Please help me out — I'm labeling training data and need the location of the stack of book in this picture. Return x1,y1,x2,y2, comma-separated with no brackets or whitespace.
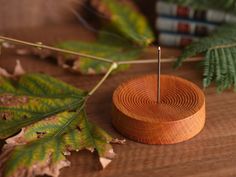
156,1,236,47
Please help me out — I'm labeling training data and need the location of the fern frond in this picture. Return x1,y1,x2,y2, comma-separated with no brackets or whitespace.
227,48,236,89
176,24,236,91
203,50,214,88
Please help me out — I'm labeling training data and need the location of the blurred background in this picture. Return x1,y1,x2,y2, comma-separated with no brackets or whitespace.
0,0,235,47
0,0,155,32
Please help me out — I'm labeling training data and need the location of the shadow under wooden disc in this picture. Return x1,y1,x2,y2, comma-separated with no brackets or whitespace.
112,74,205,144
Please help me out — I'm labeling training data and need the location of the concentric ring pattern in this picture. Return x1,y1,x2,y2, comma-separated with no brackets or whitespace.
112,74,205,144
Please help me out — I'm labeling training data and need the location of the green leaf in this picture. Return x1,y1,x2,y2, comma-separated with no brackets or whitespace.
0,73,86,139
0,73,116,177
175,24,236,91
56,41,142,74
98,0,155,46
97,25,134,47
55,0,154,74
1,110,114,177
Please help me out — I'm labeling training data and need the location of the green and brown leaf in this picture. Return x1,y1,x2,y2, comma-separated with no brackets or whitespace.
92,0,155,47
15,0,154,75
55,0,154,74
0,68,117,177
56,41,142,74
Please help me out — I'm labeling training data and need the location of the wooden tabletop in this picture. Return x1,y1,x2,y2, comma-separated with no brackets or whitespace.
1,25,236,177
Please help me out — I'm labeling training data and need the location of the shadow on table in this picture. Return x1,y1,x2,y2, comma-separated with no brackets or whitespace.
0,140,5,149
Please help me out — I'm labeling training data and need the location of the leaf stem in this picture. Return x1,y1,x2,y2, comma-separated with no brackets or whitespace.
0,36,113,64
0,35,203,98
210,42,236,50
117,56,202,65
88,63,118,96
0,35,203,66
53,100,86,137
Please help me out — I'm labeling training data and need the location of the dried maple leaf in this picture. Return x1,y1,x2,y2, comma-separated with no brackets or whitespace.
0,66,121,177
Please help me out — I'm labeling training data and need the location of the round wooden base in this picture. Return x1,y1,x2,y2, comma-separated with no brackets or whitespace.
112,74,205,144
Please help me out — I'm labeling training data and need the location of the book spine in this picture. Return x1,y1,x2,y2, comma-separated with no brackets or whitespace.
156,16,217,36
158,32,199,47
156,1,236,24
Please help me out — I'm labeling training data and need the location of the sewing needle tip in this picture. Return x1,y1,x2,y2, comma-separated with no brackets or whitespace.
157,46,161,104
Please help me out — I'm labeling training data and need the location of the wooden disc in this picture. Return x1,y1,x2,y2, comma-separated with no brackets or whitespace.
112,74,205,144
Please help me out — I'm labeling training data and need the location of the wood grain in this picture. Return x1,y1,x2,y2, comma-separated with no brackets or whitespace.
112,74,205,144
0,25,236,177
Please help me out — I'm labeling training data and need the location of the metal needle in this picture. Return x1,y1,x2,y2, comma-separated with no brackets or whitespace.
157,46,161,104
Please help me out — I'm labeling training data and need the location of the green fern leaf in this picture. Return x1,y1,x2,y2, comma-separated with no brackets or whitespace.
56,41,142,74
175,24,236,68
203,50,214,88
0,73,116,177
226,48,236,89
176,24,236,91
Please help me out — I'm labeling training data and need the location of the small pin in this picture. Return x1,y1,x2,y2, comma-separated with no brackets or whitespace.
157,46,161,104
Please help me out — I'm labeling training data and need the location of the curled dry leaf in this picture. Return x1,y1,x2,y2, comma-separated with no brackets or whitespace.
111,138,126,144
16,48,53,59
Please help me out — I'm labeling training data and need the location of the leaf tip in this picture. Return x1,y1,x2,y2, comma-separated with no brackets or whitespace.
99,157,112,169
14,60,25,76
